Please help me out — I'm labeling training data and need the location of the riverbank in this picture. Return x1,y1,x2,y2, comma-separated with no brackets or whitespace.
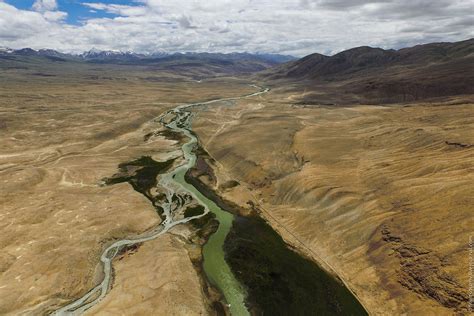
190,90,474,315
48,84,368,315
185,145,367,315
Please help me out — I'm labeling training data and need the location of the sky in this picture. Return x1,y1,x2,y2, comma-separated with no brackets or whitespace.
0,0,473,56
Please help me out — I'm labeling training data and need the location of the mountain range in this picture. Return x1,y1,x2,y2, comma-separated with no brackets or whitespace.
0,47,296,78
263,38,474,104
0,47,295,65
2,39,473,103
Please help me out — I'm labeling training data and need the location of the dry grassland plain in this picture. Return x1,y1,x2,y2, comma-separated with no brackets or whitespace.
0,65,255,314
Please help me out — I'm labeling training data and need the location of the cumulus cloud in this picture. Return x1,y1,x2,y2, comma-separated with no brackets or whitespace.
43,10,68,21
32,0,58,12
174,15,197,29
82,3,147,16
0,0,472,56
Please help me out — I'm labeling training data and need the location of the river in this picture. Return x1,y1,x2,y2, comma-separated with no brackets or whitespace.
52,85,269,315
52,84,367,316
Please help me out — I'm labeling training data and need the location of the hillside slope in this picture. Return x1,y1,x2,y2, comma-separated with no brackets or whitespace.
262,38,474,104
191,88,474,315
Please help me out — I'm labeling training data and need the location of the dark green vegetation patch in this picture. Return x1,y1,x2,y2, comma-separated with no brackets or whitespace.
186,212,219,241
105,156,174,193
184,205,205,218
224,216,368,316
144,129,184,142
103,156,175,217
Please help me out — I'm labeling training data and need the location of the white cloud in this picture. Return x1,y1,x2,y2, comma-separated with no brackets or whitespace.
43,10,68,22
32,0,58,12
0,0,472,56
82,3,147,16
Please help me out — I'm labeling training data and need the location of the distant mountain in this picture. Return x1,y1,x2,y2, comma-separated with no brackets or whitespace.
79,50,296,66
0,48,295,76
13,48,38,56
263,38,474,104
80,49,148,61
37,49,68,57
255,53,296,64
0,47,14,54
174,52,295,64
0,47,296,78
267,39,474,80
279,53,330,78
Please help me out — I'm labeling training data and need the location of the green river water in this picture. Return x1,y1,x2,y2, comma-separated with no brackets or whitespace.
173,119,249,316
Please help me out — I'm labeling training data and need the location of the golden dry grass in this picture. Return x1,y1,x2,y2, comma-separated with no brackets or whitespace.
192,91,474,315
0,71,254,314
86,234,207,316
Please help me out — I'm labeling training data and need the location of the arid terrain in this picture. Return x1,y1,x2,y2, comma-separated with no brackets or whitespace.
0,59,256,314
1,39,473,316
191,91,474,315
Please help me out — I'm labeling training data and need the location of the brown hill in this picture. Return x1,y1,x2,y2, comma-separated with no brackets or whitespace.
263,38,474,104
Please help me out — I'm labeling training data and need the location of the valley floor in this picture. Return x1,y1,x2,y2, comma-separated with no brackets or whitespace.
0,69,472,315
0,73,255,314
